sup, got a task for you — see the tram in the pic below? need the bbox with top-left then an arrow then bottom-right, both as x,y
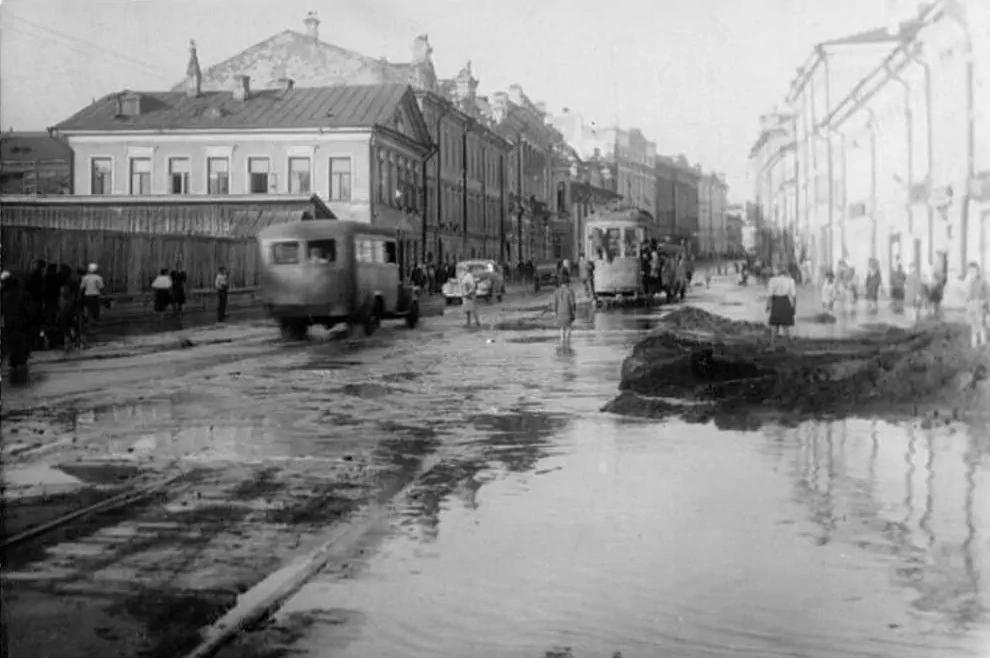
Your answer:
584,208 -> 654,307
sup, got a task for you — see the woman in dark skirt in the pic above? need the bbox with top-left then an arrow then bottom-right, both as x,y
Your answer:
170,269 -> 187,316
766,266 -> 797,348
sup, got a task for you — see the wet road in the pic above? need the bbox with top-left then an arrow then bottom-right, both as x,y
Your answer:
213,293 -> 990,658
4,282 -> 990,658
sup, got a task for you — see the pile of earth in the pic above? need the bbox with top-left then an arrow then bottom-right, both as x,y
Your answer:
602,306 -> 989,424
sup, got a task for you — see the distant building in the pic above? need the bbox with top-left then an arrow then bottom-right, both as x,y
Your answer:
0,132 -> 72,195
698,172 -> 730,257
548,109 -> 657,224
654,154 -> 701,249
55,56 -> 433,270
726,203 -> 745,256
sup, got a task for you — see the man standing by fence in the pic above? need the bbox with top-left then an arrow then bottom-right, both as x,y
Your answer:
79,263 -> 105,322
215,266 -> 230,323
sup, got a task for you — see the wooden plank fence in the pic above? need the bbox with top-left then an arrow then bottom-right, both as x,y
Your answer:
1,195 -> 334,294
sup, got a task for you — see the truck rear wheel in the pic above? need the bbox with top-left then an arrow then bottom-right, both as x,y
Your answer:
405,301 -> 420,328
280,319 -> 308,340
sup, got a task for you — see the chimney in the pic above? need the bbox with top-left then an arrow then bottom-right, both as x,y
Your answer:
304,11 -> 320,41
185,39 -> 202,98
233,74 -> 251,102
278,77 -> 295,94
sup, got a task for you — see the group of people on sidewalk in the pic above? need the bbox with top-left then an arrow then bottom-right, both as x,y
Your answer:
1,260 -> 107,381
769,254 -> 990,349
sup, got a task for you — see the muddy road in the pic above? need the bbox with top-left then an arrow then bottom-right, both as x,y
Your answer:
3,279 -> 990,658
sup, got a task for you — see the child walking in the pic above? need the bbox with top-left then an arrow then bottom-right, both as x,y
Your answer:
552,271 -> 577,346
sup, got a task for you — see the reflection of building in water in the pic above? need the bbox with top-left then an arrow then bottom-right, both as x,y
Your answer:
789,418 -> 987,626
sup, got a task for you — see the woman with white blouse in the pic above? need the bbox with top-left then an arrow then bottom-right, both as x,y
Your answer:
766,266 -> 797,347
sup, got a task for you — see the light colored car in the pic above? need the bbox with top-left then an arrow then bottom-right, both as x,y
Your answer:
441,259 -> 506,304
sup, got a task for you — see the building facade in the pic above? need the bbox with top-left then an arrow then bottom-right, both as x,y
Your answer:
180,13 -> 513,267
754,0 -> 990,283
484,85 -> 562,265
55,75 -> 432,271
654,154 -> 701,250
698,172 -> 729,257
549,109 -> 657,226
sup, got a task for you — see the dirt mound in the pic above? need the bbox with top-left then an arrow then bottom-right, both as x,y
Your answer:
655,306 -> 766,335
604,310 -> 990,422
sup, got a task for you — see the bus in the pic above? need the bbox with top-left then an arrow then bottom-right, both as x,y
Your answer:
257,220 -> 420,339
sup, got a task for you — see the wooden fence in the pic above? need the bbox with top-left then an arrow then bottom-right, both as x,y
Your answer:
0,194 -> 334,294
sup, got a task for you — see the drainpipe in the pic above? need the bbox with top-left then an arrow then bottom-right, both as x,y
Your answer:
943,2 -> 975,274
421,140 -> 439,263
462,127 -> 469,257
862,104 -> 879,263
517,136 -> 524,264
888,69 -> 915,238
825,126 -> 848,265
904,46 -> 934,265
434,105 -> 450,264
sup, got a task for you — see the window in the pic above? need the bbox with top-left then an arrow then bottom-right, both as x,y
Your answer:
288,157 -> 311,194
356,238 -> 376,263
169,158 -> 190,194
377,151 -> 386,203
306,239 -> 336,263
388,159 -> 397,206
329,157 -> 352,201
249,157 -> 270,194
271,241 -> 300,264
129,157 -> 151,194
91,157 -> 112,194
208,157 -> 229,194
384,241 -> 397,264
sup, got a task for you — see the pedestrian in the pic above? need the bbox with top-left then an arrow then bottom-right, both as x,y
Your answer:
905,262 -> 923,323
215,266 -> 230,322
675,254 -> 688,301
766,266 -> 797,348
890,260 -> 906,314
57,265 -> 82,350
578,252 -> 591,299
79,263 -> 105,322
151,268 -> 173,318
964,261 -> 989,348
460,265 -> 481,328
42,262 -> 62,348
650,248 -> 662,296
821,271 -> 838,315
170,269 -> 187,317
551,270 -> 577,346
1,272 -> 33,383
864,259 -> 882,314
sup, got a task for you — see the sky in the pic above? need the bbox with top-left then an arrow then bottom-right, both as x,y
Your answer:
0,0 -> 908,201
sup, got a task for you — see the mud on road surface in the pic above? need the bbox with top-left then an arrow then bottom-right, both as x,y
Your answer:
604,307 -> 990,426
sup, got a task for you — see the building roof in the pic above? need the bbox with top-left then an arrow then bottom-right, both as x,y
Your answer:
0,132 -> 73,162
55,84 -> 422,134
174,29 -> 425,92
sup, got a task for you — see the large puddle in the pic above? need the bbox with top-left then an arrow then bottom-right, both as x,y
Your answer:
266,391 -> 990,656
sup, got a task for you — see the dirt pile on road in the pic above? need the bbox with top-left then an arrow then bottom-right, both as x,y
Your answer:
603,307 -> 989,422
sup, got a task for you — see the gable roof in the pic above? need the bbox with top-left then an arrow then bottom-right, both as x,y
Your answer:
173,30 -> 426,93
54,84 -> 430,142
0,132 -> 73,162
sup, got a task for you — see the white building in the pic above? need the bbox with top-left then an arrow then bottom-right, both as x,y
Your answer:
753,0 -> 990,286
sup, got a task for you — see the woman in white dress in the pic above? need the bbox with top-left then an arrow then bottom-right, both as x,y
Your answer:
766,266 -> 797,348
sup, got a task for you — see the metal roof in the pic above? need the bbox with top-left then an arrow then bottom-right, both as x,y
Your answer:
55,84 -> 413,133
0,132 -> 72,162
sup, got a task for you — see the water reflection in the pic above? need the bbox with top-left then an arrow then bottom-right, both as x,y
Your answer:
276,417 -> 990,658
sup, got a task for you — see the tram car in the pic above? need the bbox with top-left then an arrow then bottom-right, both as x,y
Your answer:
585,208 -> 654,307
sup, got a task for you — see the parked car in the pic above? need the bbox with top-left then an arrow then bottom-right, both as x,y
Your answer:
533,260 -> 560,291
441,259 -> 506,304
257,220 -> 420,339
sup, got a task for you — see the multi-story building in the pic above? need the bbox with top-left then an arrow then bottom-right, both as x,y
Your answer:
551,142 -> 622,260
55,63 -> 433,270
698,172 -> 730,257
183,13 -> 512,268
755,0 -> 990,283
483,85 -> 561,265
654,154 -> 701,250
549,109 -> 657,224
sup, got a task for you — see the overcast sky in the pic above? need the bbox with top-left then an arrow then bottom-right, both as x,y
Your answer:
0,0 -> 908,201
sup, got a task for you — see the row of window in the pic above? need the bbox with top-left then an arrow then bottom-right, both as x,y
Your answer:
376,148 -> 421,211
89,155 -> 353,199
269,237 -> 397,265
